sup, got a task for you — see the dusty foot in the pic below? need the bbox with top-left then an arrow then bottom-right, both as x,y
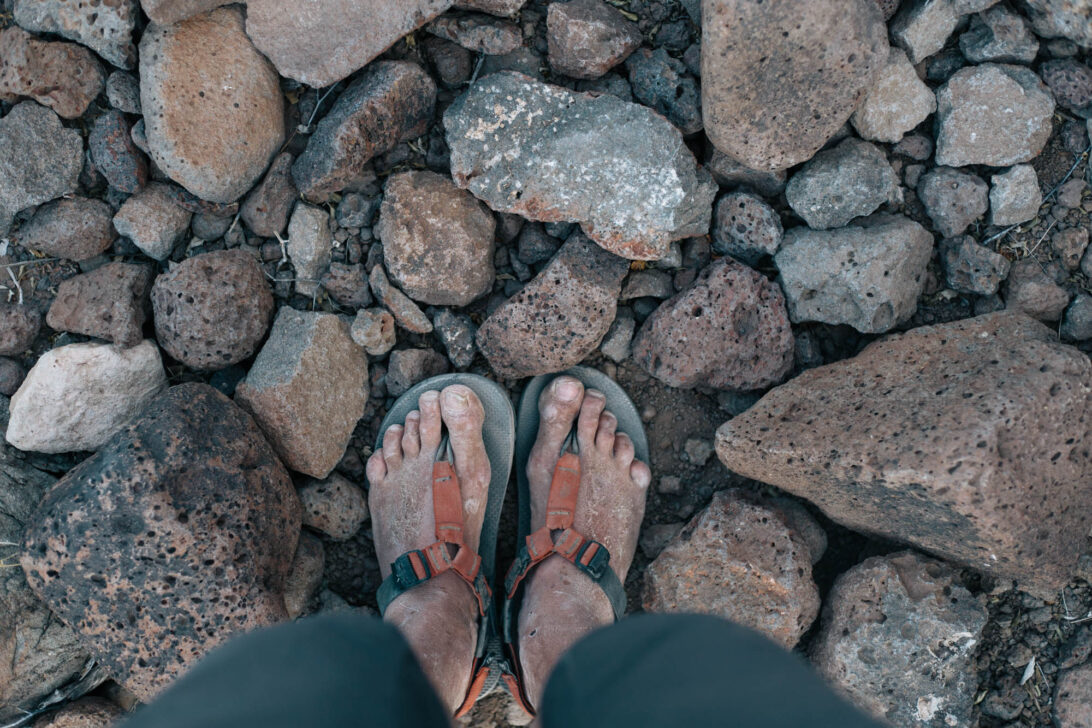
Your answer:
366,385 -> 491,713
516,376 -> 652,709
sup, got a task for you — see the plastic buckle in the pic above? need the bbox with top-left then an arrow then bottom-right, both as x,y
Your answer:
577,541 -> 611,580
393,550 -> 431,589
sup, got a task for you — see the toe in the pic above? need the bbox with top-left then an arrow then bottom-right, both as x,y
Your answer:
439,385 -> 484,435
382,424 -> 404,467
402,411 -> 421,457
630,460 -> 652,489
595,412 -> 617,452
530,376 -> 584,464
576,390 -> 606,451
418,390 -> 443,452
613,432 -> 635,466
366,450 -> 387,485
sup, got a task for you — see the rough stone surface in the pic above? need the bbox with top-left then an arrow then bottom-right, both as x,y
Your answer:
785,138 -> 898,230
643,490 -> 820,649
775,215 -> 934,333
151,250 -> 274,370
1062,294 -> 1092,341
632,258 -> 794,390
600,309 -> 635,363
321,263 -> 371,309
140,7 -> 285,203
351,308 -> 397,356
989,164 -> 1042,226
625,47 -> 703,135
705,148 -> 787,197
446,72 -> 715,260
813,551 -> 988,728
298,473 -> 369,541
0,102 -> 82,235
235,309 -> 368,479
33,697 -> 124,728
245,0 -> 452,88
7,341 -> 167,453
47,263 -> 153,348
918,166 -> 989,238
0,304 -> 41,356
377,171 -> 495,306
427,12 -> 521,55
113,182 -> 193,261
283,532 -> 324,620
1023,0 -> 1092,47
293,62 -> 436,203
1056,228 -> 1090,271
891,0 -> 960,63
0,26 -> 104,119
241,152 -> 297,237
386,347 -> 449,397
1056,662 -> 1092,728
851,47 -> 937,143
20,383 -> 301,701
716,311 -> 1092,597
1040,59 -> 1092,118
432,309 -> 477,368
454,0 -> 524,14
1003,258 -> 1071,321
702,0 -> 888,171
287,203 -> 333,298
106,70 -> 141,113
935,63 -> 1055,167
940,236 -> 1011,295
14,0 -> 136,68
140,0 -> 230,25
477,234 -> 628,379
89,109 -> 148,194
369,266 -> 433,334
959,5 -> 1039,63
14,197 -> 114,262
546,0 -> 641,80
0,358 -> 26,396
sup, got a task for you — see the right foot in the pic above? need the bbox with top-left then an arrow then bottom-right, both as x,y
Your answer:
515,376 -> 652,709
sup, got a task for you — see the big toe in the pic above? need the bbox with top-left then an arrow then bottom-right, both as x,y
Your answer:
531,376 -> 584,463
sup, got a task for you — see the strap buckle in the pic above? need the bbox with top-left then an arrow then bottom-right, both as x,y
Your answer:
576,540 -> 611,580
392,550 -> 431,590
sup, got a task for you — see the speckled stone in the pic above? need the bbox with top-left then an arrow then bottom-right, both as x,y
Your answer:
918,166 -> 989,238
453,0 -> 524,14
643,490 -> 820,649
0,102 -> 82,236
89,109 -> 148,194
940,236 -> 1011,295
632,258 -> 794,390
47,263 -> 153,348
298,473 -> 369,541
139,0 -> 231,25
989,164 -> 1042,226
241,152 -> 297,237
1003,258 -> 1071,322
0,304 -> 41,356
113,183 -> 193,261
546,0 -> 641,80
426,12 -> 521,55
716,311 -> 1092,598
850,47 -> 936,143
32,697 -> 123,728
20,383 -> 301,701
1055,662 -> 1092,728
0,26 -> 104,119
711,192 -> 783,264
785,138 -> 898,230
14,197 -> 114,262
283,532 -> 324,620
1040,59 -> 1092,118
350,308 -> 397,356
476,233 -> 628,379
1023,0 -> 1092,48
14,0 -> 137,69
368,266 -> 433,335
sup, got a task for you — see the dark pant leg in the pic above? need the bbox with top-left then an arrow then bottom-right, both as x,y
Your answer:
121,613 -> 448,728
540,613 -> 884,728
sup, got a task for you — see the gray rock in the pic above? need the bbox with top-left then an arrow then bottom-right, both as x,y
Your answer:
139,0 -> 232,25
369,266 -> 433,335
516,223 -> 561,265
1054,228 -> 1090,271
0,358 -> 26,396
1055,661 -> 1092,728
453,0 -> 524,14
600,308 -> 635,363
242,152 -> 298,237
712,192 -> 783,264
191,211 -> 233,240
321,262 -> 371,309
1061,294 -> 1092,341
444,72 -> 715,260
705,148 -> 787,197
851,47 -> 937,143
113,182 -> 193,261
893,133 -> 934,160
1040,59 -> 1092,118
350,308 -> 397,356
935,63 -> 1055,167
951,0 -> 1000,12
432,309 -> 476,368
785,139 -> 898,230
940,236 -> 1011,295
1022,0 -> 1092,48
918,167 -> 989,238
335,192 -> 380,229
1003,258 -> 1070,321
13,197 -> 114,262
891,0 -> 960,63
625,47 -> 702,135
0,304 -> 41,356
386,348 -> 449,397
813,551 -> 988,728
959,5 -> 1039,63
621,269 -> 675,300
426,11 -> 521,55
0,102 -> 81,235
14,0 -> 137,68
546,0 -> 641,80
989,165 -> 1042,226
287,202 -> 332,298
775,215 -> 934,333
106,70 -> 141,113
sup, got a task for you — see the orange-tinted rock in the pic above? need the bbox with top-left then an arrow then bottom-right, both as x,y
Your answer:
20,384 -> 301,701
47,263 -> 153,348
33,697 -> 123,728
547,0 -> 642,79
139,7 -> 284,203
283,532 -> 324,620
298,473 -> 369,541
716,311 -> 1092,598
0,26 -> 104,119
643,490 -> 820,648
14,197 -> 115,262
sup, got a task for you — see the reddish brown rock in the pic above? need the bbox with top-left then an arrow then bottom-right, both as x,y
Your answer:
321,262 -> 371,309
376,171 -> 495,306
33,697 -> 123,728
140,0 -> 231,25
476,234 -> 629,379
427,12 -> 521,55
46,263 -> 153,348
20,384 -> 302,701
151,250 -> 274,370
14,197 -> 115,262
454,0 -> 525,14
15,0 -> 137,70
702,0 -> 888,171
813,552 -> 988,728
386,348 -> 449,396
1055,663 -> 1092,728
369,266 -> 433,335
235,309 -> 369,479
642,490 -> 820,649
89,110 -> 148,194
140,7 -> 284,203
245,0 -> 452,88
1003,258 -> 1071,322
112,182 -> 193,261
298,472 -> 369,541
716,312 -> 1092,598
0,304 -> 41,356
633,258 -> 794,391
0,26 -> 104,119
292,62 -> 436,203
241,152 -> 297,237
547,0 -> 642,79
283,532 -> 324,620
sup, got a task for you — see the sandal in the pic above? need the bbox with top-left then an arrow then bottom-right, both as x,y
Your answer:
501,366 -> 650,715
373,373 -> 516,718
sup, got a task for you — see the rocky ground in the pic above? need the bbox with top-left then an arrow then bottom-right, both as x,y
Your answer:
0,0 -> 1091,726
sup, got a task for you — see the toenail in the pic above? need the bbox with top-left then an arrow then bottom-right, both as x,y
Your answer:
445,390 -> 469,413
420,391 -> 439,405
586,389 -> 605,400
555,378 -> 581,401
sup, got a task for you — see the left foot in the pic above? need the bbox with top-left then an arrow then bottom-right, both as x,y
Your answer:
366,385 -> 491,713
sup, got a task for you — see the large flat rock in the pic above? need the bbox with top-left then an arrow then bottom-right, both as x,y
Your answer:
716,312 -> 1092,598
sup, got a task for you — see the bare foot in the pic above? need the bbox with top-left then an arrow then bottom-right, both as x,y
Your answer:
366,385 -> 491,713
516,376 -> 652,709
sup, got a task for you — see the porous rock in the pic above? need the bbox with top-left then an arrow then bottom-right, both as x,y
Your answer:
32,697 -> 124,728
298,473 -> 369,541
47,263 -> 153,348
546,0 -> 642,80
112,182 -> 193,261
14,197 -> 114,262
241,152 -> 297,237
959,4 -> 1039,63
940,236 -> 1010,295
351,308 -> 397,356
850,47 -> 937,143
918,166 -> 989,238
891,0 -> 960,64
1003,258 -> 1070,322
1055,662 -> 1092,728
1040,59 -> 1092,118
0,304 -> 41,356
426,12 -> 521,55
785,138 -> 898,230
369,266 -> 433,335
89,109 -> 148,194
0,102 -> 82,235
0,26 -> 104,119
989,164 -> 1042,226
14,0 -> 137,68
1022,0 -> 1092,48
